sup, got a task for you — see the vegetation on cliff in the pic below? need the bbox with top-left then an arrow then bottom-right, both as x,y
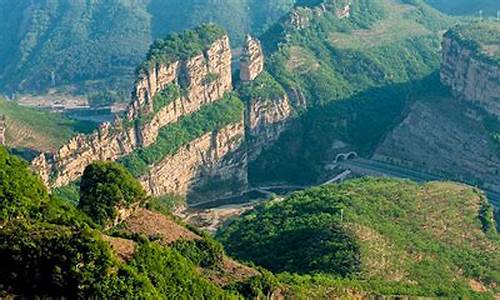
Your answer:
251,0 -> 453,185
446,21 -> 500,63
120,93 -> 244,177
139,24 -> 227,73
218,177 -> 500,298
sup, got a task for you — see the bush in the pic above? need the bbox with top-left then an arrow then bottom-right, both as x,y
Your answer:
78,161 -> 146,226
0,146 -> 49,221
0,220 -> 114,298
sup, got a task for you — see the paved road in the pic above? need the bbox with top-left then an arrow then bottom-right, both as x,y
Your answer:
340,158 -> 500,208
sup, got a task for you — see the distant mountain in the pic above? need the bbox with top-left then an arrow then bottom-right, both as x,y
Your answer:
0,0 -> 294,95
425,0 -> 499,16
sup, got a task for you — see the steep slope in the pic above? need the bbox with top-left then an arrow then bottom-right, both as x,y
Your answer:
249,0 -> 453,185
373,21 -> 500,195
218,177 -> 500,298
32,25 -> 248,205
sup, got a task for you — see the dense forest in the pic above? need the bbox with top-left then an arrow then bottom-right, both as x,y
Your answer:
0,0 -> 294,95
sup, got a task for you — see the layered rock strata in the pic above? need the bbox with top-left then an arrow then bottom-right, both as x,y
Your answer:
441,32 -> 500,117
32,34 -> 234,189
141,122 -> 248,203
240,35 -> 265,82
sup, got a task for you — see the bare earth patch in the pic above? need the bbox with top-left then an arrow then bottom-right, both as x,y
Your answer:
123,208 -> 199,245
101,234 -> 136,262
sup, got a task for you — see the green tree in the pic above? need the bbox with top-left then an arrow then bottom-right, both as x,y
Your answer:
0,146 -> 48,222
78,161 -> 146,226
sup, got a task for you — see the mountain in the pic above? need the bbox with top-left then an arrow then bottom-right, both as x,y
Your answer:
248,0 -> 453,185
0,148 -> 265,298
0,0 -> 294,95
217,177 -> 500,298
425,0 -> 499,16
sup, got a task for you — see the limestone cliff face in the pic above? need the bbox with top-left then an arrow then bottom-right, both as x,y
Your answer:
0,115 -> 5,145
140,122 -> 248,203
240,35 -> 264,82
245,94 -> 292,160
32,34 -> 234,189
441,35 -> 500,117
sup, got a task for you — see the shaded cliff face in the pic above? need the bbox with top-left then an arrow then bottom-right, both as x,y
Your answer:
240,35 -> 265,82
441,23 -> 500,117
31,26 -> 244,203
374,95 -> 500,193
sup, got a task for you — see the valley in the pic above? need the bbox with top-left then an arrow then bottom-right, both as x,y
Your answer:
0,0 -> 499,298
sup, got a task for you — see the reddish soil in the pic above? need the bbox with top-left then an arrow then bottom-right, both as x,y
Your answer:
123,208 -> 199,245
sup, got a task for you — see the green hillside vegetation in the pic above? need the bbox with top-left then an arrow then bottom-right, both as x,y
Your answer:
0,97 -> 96,152
446,21 -> 500,63
251,0 -> 453,185
149,0 -> 295,46
119,93 -> 244,177
425,0 -> 499,16
0,0 -> 295,95
140,24 -> 226,73
218,177 -> 500,298
0,149 -> 273,298
0,0 -> 151,94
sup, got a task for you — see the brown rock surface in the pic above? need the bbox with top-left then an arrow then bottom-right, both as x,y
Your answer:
441,35 -> 500,117
240,35 -> 264,82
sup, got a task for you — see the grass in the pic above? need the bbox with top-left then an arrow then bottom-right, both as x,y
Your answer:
218,177 -> 500,297
329,0 -> 433,49
0,97 -> 97,152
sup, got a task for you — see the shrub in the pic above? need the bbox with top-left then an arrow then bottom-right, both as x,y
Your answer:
0,146 -> 49,221
78,161 -> 146,226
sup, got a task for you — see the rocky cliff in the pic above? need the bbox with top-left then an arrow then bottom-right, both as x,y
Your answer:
0,115 -> 5,145
441,23 -> 500,117
245,91 -> 292,160
31,26 -> 237,198
141,122 -> 248,204
240,35 -> 265,82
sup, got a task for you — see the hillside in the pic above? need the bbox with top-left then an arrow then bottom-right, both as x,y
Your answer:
217,177 -> 500,298
425,0 -> 499,16
249,0 -> 453,185
0,148 -> 272,298
0,97 -> 96,152
0,0 -> 294,95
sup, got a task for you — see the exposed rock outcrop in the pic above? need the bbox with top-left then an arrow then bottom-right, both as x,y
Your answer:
240,35 -> 264,82
441,32 -> 500,117
0,115 -> 5,145
32,34 -> 234,189
374,99 -> 500,193
141,122 -> 248,204
245,94 -> 292,160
